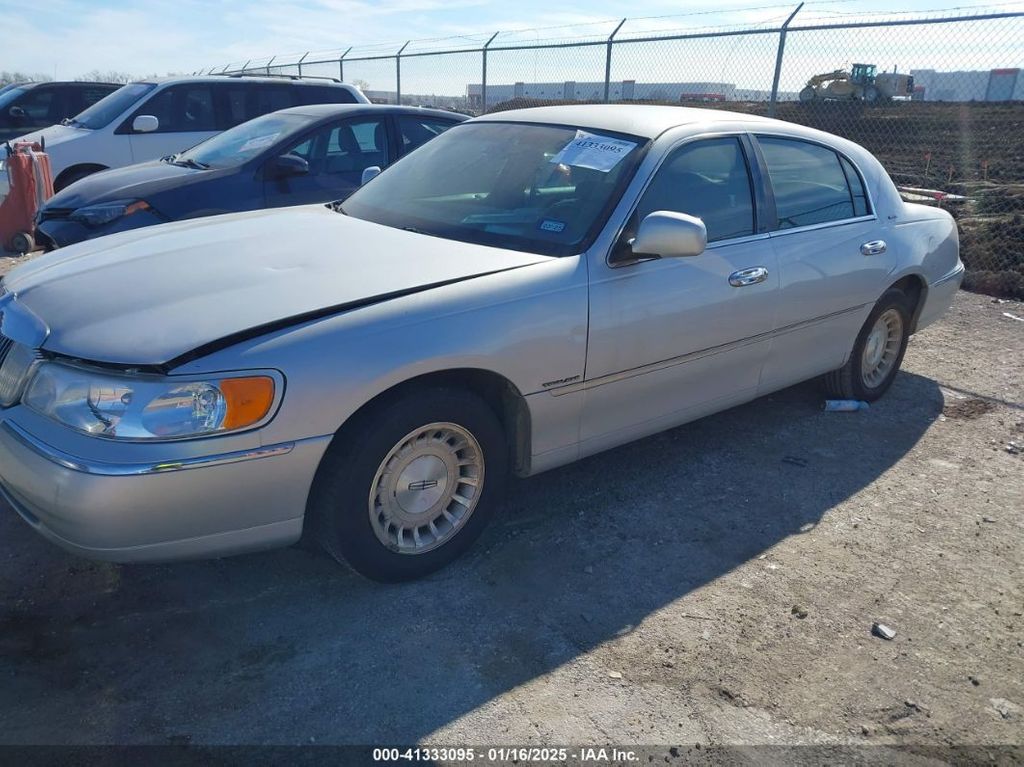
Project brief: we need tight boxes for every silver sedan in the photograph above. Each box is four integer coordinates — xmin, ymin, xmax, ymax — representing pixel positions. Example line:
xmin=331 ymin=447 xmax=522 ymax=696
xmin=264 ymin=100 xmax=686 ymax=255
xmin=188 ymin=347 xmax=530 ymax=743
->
xmin=0 ymin=105 xmax=963 ymax=581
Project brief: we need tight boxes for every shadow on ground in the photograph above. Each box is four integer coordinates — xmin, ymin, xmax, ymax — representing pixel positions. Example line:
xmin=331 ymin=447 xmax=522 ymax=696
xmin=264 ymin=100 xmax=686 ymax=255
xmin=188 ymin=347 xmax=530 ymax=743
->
xmin=0 ymin=372 xmax=941 ymax=744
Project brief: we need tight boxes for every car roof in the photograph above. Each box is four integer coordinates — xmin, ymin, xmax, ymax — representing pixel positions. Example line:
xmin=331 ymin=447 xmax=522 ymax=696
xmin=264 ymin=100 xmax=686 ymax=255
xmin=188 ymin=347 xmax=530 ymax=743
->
xmin=140 ymin=76 xmax=359 ymax=88
xmin=475 ymin=104 xmax=780 ymax=139
xmin=276 ymin=104 xmax=468 ymax=120
xmin=32 ymin=81 xmax=120 ymax=87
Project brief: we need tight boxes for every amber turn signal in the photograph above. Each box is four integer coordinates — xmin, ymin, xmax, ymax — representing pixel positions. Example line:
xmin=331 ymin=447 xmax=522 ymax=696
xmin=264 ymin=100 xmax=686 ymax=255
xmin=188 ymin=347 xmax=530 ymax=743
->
xmin=221 ymin=376 xmax=276 ymax=429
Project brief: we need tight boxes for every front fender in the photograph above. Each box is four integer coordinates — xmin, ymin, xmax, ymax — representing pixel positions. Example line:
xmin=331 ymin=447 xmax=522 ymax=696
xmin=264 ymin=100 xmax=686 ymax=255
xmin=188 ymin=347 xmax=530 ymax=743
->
xmin=174 ymin=255 xmax=590 ymax=455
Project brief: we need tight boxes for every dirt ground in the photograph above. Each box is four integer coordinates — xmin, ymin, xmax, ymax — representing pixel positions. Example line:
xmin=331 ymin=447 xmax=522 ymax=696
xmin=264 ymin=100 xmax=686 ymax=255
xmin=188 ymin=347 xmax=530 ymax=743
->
xmin=0 ymin=253 xmax=1021 ymax=753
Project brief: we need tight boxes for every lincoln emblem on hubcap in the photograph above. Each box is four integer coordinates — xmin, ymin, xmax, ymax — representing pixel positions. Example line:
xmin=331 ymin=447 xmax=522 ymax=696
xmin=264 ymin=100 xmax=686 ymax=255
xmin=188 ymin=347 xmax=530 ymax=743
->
xmin=369 ymin=423 xmax=485 ymax=554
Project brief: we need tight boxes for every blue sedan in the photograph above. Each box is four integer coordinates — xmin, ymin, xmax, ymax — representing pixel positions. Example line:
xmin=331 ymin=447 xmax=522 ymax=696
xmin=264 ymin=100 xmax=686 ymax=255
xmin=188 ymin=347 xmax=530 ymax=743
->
xmin=34 ymin=104 xmax=466 ymax=249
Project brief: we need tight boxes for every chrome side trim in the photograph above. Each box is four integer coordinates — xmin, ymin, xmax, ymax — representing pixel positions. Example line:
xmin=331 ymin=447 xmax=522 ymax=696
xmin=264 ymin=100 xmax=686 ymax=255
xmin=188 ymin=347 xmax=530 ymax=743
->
xmin=0 ymin=420 xmax=295 ymax=476
xmin=766 ymin=214 xmax=877 ymax=239
xmin=550 ymin=301 xmax=871 ymax=396
xmin=932 ymin=263 xmax=965 ymax=287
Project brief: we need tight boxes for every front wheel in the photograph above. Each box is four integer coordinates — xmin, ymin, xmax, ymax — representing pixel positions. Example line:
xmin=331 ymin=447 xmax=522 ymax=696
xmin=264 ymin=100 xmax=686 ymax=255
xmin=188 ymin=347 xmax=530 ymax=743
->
xmin=308 ymin=388 xmax=508 ymax=582
xmin=822 ymin=288 xmax=913 ymax=402
xmin=9 ymin=231 xmax=34 ymax=254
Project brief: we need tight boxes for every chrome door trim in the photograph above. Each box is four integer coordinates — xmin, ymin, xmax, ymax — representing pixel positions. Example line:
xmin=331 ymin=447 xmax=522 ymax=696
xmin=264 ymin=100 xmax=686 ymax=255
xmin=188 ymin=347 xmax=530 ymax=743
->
xmin=766 ymin=214 xmax=877 ymax=239
xmin=550 ymin=301 xmax=871 ymax=396
xmin=0 ymin=420 xmax=296 ymax=476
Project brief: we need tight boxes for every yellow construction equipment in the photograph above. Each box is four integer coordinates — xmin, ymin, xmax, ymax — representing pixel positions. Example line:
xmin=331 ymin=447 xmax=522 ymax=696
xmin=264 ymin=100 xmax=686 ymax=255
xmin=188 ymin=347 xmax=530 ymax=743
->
xmin=799 ymin=63 xmax=914 ymax=103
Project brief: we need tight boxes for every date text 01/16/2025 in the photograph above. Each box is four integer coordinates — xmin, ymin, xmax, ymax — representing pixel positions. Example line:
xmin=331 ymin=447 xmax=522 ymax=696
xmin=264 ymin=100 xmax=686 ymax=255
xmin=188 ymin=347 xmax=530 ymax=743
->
xmin=372 ymin=746 xmax=640 ymax=762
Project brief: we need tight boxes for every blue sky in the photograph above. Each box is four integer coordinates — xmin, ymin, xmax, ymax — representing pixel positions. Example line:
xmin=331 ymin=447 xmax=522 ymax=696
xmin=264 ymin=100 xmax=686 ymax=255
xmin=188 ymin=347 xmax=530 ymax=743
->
xmin=8 ymin=0 xmax=1022 ymax=82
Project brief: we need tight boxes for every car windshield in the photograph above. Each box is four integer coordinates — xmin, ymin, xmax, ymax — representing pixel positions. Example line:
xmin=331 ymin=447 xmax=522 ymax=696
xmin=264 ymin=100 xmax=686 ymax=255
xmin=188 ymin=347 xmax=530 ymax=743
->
xmin=176 ymin=112 xmax=309 ymax=169
xmin=340 ymin=121 xmax=647 ymax=257
xmin=72 ymin=82 xmax=156 ymax=129
xmin=0 ymin=86 xmax=29 ymax=109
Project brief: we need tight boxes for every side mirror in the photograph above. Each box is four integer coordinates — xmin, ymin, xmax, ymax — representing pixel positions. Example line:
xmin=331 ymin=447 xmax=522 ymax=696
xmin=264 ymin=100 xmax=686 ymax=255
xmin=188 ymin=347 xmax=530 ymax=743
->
xmin=361 ymin=165 xmax=382 ymax=186
xmin=630 ymin=211 xmax=707 ymax=259
xmin=267 ymin=153 xmax=309 ymax=178
xmin=132 ymin=115 xmax=159 ymax=133
xmin=8 ymin=105 xmax=26 ymax=120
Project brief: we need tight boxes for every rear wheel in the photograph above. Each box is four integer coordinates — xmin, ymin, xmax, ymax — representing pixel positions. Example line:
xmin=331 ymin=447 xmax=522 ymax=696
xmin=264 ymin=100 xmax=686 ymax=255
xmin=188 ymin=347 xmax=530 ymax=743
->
xmin=822 ymin=288 xmax=913 ymax=402
xmin=308 ymin=388 xmax=508 ymax=582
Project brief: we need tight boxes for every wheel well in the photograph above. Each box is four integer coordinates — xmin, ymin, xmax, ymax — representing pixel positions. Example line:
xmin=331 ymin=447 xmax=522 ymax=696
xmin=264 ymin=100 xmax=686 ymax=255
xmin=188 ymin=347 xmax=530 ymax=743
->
xmin=54 ymin=163 xmax=107 ymax=192
xmin=888 ymin=274 xmax=927 ymax=333
xmin=335 ymin=369 xmax=532 ymax=476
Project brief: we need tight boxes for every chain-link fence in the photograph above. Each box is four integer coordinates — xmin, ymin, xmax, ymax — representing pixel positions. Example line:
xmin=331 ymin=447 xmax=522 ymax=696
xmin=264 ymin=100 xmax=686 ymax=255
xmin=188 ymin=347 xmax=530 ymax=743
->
xmin=204 ymin=5 xmax=1024 ymax=298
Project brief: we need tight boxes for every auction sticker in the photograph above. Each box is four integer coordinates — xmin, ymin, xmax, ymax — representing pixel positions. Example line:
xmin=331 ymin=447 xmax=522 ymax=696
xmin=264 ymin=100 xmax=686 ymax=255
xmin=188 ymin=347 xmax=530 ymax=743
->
xmin=550 ymin=130 xmax=637 ymax=172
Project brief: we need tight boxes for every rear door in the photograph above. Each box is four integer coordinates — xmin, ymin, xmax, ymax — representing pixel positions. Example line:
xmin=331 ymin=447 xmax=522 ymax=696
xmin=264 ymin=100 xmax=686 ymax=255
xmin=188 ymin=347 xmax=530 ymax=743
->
xmin=755 ymin=134 xmax=892 ymax=391
xmin=263 ymin=115 xmax=391 ymax=207
xmin=123 ymin=83 xmax=220 ymax=162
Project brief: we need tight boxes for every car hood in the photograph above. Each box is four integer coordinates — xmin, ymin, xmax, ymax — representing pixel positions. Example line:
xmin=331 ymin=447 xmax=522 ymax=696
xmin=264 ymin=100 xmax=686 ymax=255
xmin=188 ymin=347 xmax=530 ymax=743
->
xmin=12 ymin=123 xmax=89 ymax=149
xmin=42 ymin=160 xmax=212 ymax=208
xmin=4 ymin=205 xmax=550 ymax=367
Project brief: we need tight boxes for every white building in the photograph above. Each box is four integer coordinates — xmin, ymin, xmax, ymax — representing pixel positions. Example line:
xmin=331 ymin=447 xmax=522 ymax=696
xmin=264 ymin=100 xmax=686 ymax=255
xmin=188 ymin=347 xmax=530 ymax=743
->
xmin=910 ymin=68 xmax=1022 ymax=101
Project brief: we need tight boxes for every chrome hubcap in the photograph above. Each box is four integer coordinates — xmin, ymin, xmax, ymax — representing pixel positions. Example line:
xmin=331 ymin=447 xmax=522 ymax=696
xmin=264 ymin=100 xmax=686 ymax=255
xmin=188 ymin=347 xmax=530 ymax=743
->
xmin=861 ymin=309 xmax=903 ymax=388
xmin=369 ymin=422 xmax=484 ymax=555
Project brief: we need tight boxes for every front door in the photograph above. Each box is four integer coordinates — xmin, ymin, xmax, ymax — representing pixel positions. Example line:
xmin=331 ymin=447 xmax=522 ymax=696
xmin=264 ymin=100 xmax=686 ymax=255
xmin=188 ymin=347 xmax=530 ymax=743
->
xmin=581 ymin=135 xmax=779 ymax=456
xmin=126 ymin=83 xmax=220 ymax=162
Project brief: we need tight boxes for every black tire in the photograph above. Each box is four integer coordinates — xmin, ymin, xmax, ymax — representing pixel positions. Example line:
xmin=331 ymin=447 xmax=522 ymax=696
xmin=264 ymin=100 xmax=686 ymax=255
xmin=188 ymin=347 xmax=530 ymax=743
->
xmin=823 ymin=288 xmax=913 ymax=402
xmin=53 ymin=165 xmax=103 ymax=193
xmin=9 ymin=231 xmax=34 ymax=254
xmin=308 ymin=387 xmax=509 ymax=582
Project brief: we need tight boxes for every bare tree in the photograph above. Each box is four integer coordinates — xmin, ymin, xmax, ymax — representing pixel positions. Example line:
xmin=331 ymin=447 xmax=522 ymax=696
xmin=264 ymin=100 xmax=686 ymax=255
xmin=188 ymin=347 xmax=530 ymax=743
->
xmin=0 ymin=71 xmax=52 ymax=86
xmin=78 ymin=70 xmax=137 ymax=84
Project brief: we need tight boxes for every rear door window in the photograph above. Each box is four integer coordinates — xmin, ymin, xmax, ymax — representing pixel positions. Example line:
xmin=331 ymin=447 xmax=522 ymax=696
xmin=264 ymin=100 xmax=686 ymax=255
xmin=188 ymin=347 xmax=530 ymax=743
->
xmin=398 ymin=116 xmax=459 ymax=154
xmin=220 ymin=85 xmax=250 ymax=128
xmin=252 ymin=85 xmax=294 ymax=116
xmin=757 ymin=136 xmax=863 ymax=229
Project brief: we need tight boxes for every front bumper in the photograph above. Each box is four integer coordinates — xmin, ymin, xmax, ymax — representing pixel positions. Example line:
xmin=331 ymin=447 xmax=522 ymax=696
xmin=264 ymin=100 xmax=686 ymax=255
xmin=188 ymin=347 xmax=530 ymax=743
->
xmin=0 ymin=411 xmax=332 ymax=562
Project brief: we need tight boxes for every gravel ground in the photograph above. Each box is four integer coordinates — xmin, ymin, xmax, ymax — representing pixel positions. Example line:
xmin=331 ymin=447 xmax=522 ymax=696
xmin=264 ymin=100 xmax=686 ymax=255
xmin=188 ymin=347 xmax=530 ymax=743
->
xmin=0 ymin=257 xmax=1021 ymax=752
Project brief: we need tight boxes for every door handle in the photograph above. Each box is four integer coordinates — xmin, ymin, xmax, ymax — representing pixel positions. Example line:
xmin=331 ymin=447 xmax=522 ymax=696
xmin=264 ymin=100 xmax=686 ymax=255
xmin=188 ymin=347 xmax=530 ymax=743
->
xmin=861 ymin=240 xmax=887 ymax=256
xmin=729 ymin=266 xmax=769 ymax=287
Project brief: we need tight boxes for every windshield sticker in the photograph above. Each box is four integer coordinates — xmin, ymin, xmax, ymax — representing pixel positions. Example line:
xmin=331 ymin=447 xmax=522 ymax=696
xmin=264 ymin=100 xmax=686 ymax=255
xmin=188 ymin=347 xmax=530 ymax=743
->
xmin=538 ymin=219 xmax=567 ymax=233
xmin=239 ymin=133 xmax=281 ymax=152
xmin=550 ymin=130 xmax=637 ymax=173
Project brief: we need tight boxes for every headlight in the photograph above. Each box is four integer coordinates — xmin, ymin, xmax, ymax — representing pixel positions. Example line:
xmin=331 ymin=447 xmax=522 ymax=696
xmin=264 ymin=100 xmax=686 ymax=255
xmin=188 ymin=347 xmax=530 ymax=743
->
xmin=22 ymin=362 xmax=278 ymax=440
xmin=69 ymin=199 xmax=150 ymax=228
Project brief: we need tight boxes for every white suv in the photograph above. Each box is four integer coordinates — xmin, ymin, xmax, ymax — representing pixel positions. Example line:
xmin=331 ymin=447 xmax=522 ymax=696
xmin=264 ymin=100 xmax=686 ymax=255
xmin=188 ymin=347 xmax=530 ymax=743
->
xmin=14 ymin=75 xmax=369 ymax=191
